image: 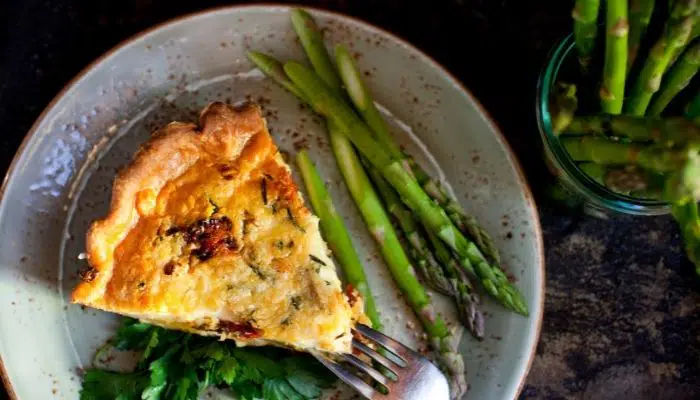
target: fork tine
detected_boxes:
[339,353,391,386]
[352,339,402,372]
[354,324,415,362]
[311,351,379,399]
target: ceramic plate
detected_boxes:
[0,5,543,400]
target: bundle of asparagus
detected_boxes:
[554,0,700,271]
[250,8,529,397]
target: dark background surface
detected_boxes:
[1,1,699,399]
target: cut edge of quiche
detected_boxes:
[72,102,367,354]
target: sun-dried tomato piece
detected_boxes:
[217,320,262,339]
[168,216,238,261]
[345,284,359,307]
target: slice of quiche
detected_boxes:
[72,102,366,353]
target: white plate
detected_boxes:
[0,5,543,399]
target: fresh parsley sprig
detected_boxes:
[80,318,336,400]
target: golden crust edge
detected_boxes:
[72,102,270,306]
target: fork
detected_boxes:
[312,324,450,399]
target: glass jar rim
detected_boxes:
[536,34,670,216]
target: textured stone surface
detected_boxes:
[529,212,700,399]
[1,1,699,399]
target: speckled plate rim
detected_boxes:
[0,4,544,399]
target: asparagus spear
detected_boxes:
[374,166,486,340]
[426,228,485,340]
[290,8,343,92]
[284,61,528,316]
[365,164,453,295]
[664,143,700,200]
[289,11,466,394]
[578,162,607,185]
[335,43,501,265]
[670,8,700,64]
[648,41,700,115]
[573,0,602,70]
[335,45,461,284]
[328,121,466,396]
[562,136,690,171]
[292,9,430,299]
[628,0,657,70]
[335,44,404,160]
[247,51,310,102]
[551,83,579,135]
[625,0,697,115]
[565,114,700,144]
[667,145,700,275]
[600,0,629,114]
[291,7,452,315]
[671,200,700,275]
[296,151,383,330]
[413,164,501,265]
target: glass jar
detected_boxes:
[535,35,670,218]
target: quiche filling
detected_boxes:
[72,102,365,353]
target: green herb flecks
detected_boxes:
[247,263,267,280]
[290,295,302,310]
[286,207,306,232]
[274,240,294,251]
[309,254,326,266]
[242,210,255,236]
[208,198,220,214]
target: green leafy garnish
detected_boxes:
[80,318,335,400]
[263,378,305,400]
[80,370,149,400]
